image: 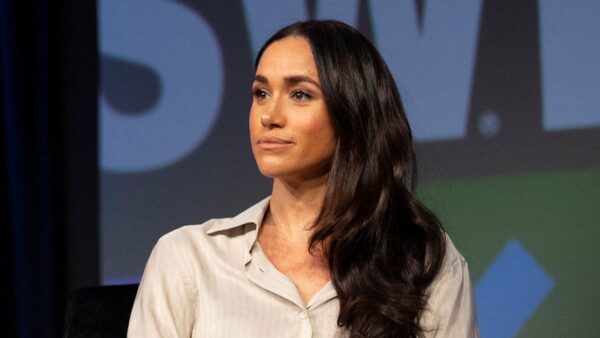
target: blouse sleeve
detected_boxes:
[127,234,198,338]
[420,249,480,338]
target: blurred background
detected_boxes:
[2,0,599,337]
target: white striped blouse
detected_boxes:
[127,197,479,337]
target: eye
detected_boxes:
[253,88,269,102]
[291,90,312,102]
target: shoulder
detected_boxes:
[157,218,234,247]
[430,233,470,293]
[149,197,269,267]
[441,233,467,270]
[143,220,230,272]
[152,217,244,263]
[421,233,480,337]
[137,216,247,284]
[156,194,270,249]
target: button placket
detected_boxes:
[298,309,313,338]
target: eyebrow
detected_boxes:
[253,74,321,89]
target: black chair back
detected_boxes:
[63,284,138,338]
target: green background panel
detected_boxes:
[419,169,600,337]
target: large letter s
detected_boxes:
[99,0,223,172]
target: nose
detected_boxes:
[260,98,285,128]
[260,114,272,127]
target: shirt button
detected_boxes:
[257,266,265,273]
[299,311,308,320]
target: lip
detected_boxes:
[256,137,293,150]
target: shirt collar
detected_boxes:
[205,196,270,268]
[204,196,339,305]
[204,196,270,235]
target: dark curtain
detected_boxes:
[1,1,98,337]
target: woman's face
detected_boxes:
[250,37,336,183]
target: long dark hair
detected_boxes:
[256,20,446,337]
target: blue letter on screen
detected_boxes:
[243,0,360,57]
[539,0,600,131]
[370,0,482,141]
[99,0,224,172]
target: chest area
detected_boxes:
[258,240,331,302]
[193,257,340,338]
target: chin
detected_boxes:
[256,166,289,179]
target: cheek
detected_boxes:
[301,114,334,143]
[299,118,336,160]
[248,105,259,136]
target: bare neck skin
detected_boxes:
[258,175,331,304]
[267,176,326,241]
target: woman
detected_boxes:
[128,20,479,337]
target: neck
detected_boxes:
[266,175,328,240]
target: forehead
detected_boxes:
[256,37,318,78]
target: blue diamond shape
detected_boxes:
[475,239,554,338]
